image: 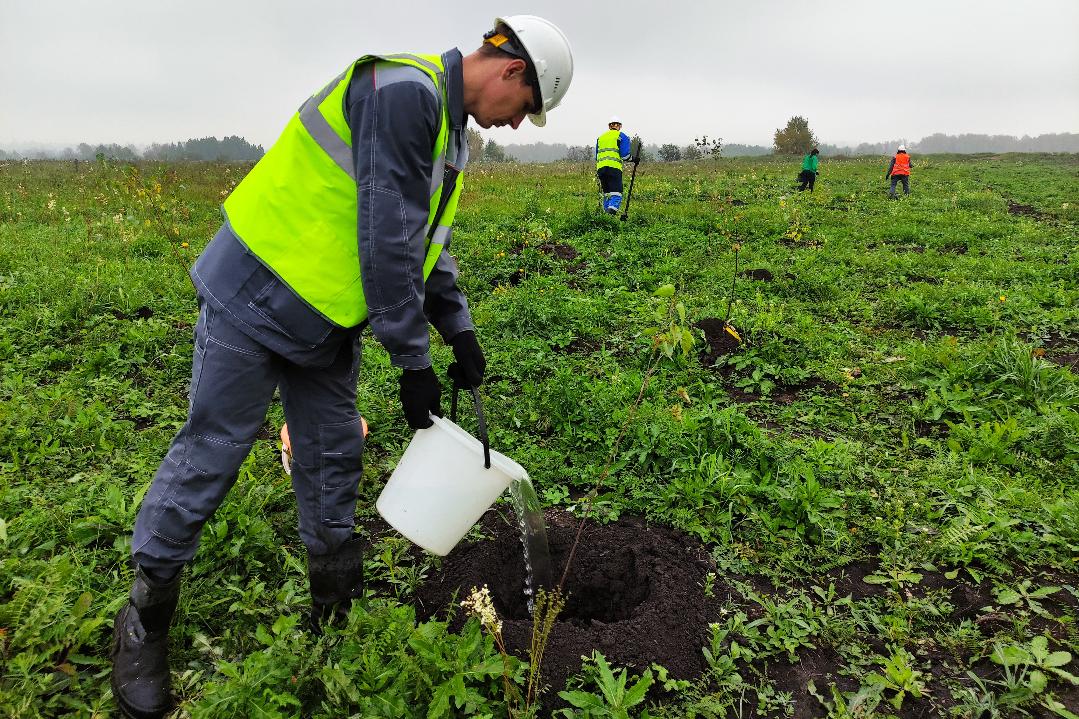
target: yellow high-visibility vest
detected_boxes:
[223,53,462,328]
[596,129,623,171]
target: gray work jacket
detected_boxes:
[191,48,473,369]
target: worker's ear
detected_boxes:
[501,58,528,82]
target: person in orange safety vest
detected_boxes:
[886,145,912,198]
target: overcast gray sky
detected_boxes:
[2,0,1077,150]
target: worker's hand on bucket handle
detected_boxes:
[399,367,442,429]
[448,330,486,387]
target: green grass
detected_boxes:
[1,154,1077,717]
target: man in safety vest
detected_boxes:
[886,145,913,198]
[596,116,632,214]
[109,16,573,719]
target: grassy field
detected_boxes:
[1,154,1077,717]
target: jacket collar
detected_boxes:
[442,48,466,130]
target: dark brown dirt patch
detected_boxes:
[939,244,969,255]
[1008,200,1048,219]
[770,377,839,406]
[742,268,774,282]
[415,511,722,706]
[489,269,526,287]
[742,648,858,719]
[1049,353,1079,371]
[822,560,889,601]
[537,241,579,262]
[697,317,742,366]
[1030,329,1074,350]
[906,274,943,285]
[553,337,602,355]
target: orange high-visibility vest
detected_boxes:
[891,153,911,176]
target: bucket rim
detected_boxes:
[427,414,529,481]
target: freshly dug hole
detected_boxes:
[416,510,723,701]
[697,316,742,366]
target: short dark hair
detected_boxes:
[477,23,516,57]
[810,148,819,155]
[478,23,541,111]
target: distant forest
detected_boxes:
[3,132,1076,164]
[503,132,1079,162]
[0,135,264,161]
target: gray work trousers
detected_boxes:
[132,301,364,574]
[889,175,910,197]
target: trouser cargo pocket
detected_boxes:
[318,417,365,528]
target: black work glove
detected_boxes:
[399,367,442,429]
[447,330,486,387]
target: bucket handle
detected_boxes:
[450,384,491,469]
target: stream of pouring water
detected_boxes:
[507,475,553,613]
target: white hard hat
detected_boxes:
[495,15,574,127]
[898,145,907,152]
[609,115,622,125]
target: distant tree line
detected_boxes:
[457,127,1079,164]
[143,136,265,161]
[0,135,264,162]
[5,130,1076,165]
[815,133,1079,156]
[466,128,517,163]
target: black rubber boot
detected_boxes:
[110,566,180,719]
[307,535,365,633]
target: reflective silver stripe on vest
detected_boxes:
[373,62,438,95]
[430,223,452,246]
[380,53,443,77]
[298,68,355,181]
[305,68,348,110]
[299,54,452,213]
[298,101,356,181]
[430,152,446,198]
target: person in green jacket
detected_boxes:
[797,148,819,192]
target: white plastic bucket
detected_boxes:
[376,414,527,556]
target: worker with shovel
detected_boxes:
[596,115,632,214]
[110,16,574,719]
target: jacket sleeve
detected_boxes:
[886,157,895,176]
[619,132,631,160]
[423,228,474,341]
[348,65,440,370]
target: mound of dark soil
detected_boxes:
[1008,200,1047,219]
[537,242,579,261]
[697,317,742,366]
[741,268,774,282]
[415,511,721,703]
